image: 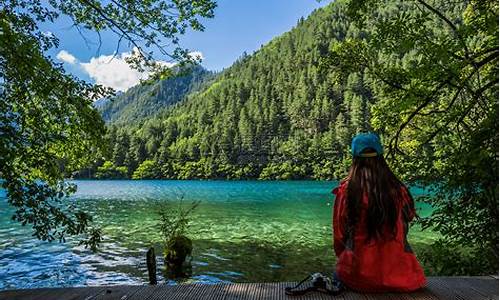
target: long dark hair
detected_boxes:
[345,152,409,241]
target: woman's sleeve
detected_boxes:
[332,185,346,257]
[401,186,416,222]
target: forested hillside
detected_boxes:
[99,66,211,124]
[76,2,377,179]
[76,1,375,180]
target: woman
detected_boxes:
[332,133,426,292]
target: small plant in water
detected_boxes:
[157,197,200,278]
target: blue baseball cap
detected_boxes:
[351,133,383,157]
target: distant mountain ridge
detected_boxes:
[98,65,212,124]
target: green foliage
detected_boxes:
[158,198,200,269]
[164,235,193,269]
[100,66,212,124]
[259,162,307,180]
[158,199,200,243]
[95,161,128,179]
[419,241,498,276]
[132,160,160,179]
[1,0,215,247]
[324,0,498,274]
[0,8,109,248]
[88,2,374,181]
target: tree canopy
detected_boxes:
[0,0,216,249]
[100,65,212,124]
[324,0,498,273]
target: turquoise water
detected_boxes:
[0,180,436,290]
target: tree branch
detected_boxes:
[415,0,471,59]
[77,0,147,60]
[387,79,450,159]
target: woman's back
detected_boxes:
[333,181,426,292]
[332,133,426,292]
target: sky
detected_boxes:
[41,0,331,92]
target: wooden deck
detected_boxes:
[0,276,497,300]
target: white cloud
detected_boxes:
[56,50,77,64]
[56,48,204,92]
[80,50,154,92]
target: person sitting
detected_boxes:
[332,132,426,292]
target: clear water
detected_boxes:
[0,180,437,290]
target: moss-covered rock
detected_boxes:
[164,235,193,269]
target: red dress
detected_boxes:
[332,181,426,292]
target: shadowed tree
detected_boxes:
[0,0,216,249]
[323,0,498,273]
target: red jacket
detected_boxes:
[332,181,426,292]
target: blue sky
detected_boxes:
[43,0,331,91]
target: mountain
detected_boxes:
[82,1,374,180]
[99,65,211,124]
[93,98,110,109]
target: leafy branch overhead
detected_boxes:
[325,0,498,161]
[0,0,216,249]
[323,0,498,273]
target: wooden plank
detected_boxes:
[278,282,290,300]
[0,286,107,300]
[407,287,441,300]
[257,283,273,300]
[0,288,56,300]
[369,292,409,300]
[223,282,250,300]
[58,286,108,300]
[180,283,207,300]
[458,277,498,298]
[92,285,145,300]
[0,288,54,300]
[386,293,414,300]
[182,283,205,300]
[192,283,220,300]
[0,277,498,300]
[176,283,205,300]
[245,283,260,300]
[121,285,151,300]
[425,277,470,300]
[454,277,498,300]
[345,290,375,300]
[144,284,185,300]
[358,293,381,300]
[130,285,160,300]
[211,283,230,300]
[445,277,496,300]
[426,277,493,300]
[194,283,219,300]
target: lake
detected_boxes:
[0,180,436,290]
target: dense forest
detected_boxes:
[76,2,374,180]
[99,66,212,124]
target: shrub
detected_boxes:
[95,161,128,179]
[132,160,160,179]
[157,198,200,278]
